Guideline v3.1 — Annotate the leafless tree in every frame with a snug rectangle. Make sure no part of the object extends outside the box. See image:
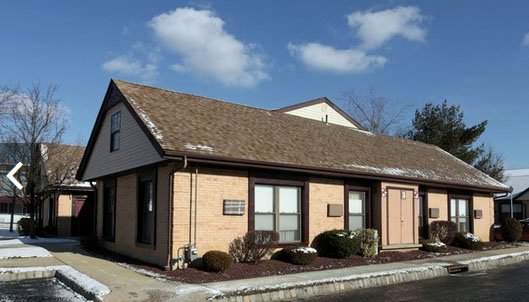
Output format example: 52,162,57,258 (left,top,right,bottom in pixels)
339,89,411,135
3,83,68,238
